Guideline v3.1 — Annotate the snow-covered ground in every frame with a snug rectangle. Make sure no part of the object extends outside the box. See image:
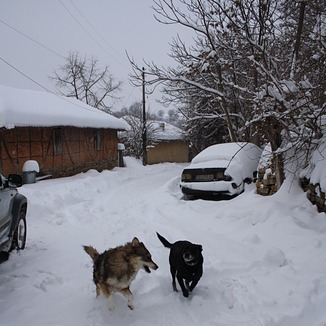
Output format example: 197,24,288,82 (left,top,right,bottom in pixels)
1,157,326,326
